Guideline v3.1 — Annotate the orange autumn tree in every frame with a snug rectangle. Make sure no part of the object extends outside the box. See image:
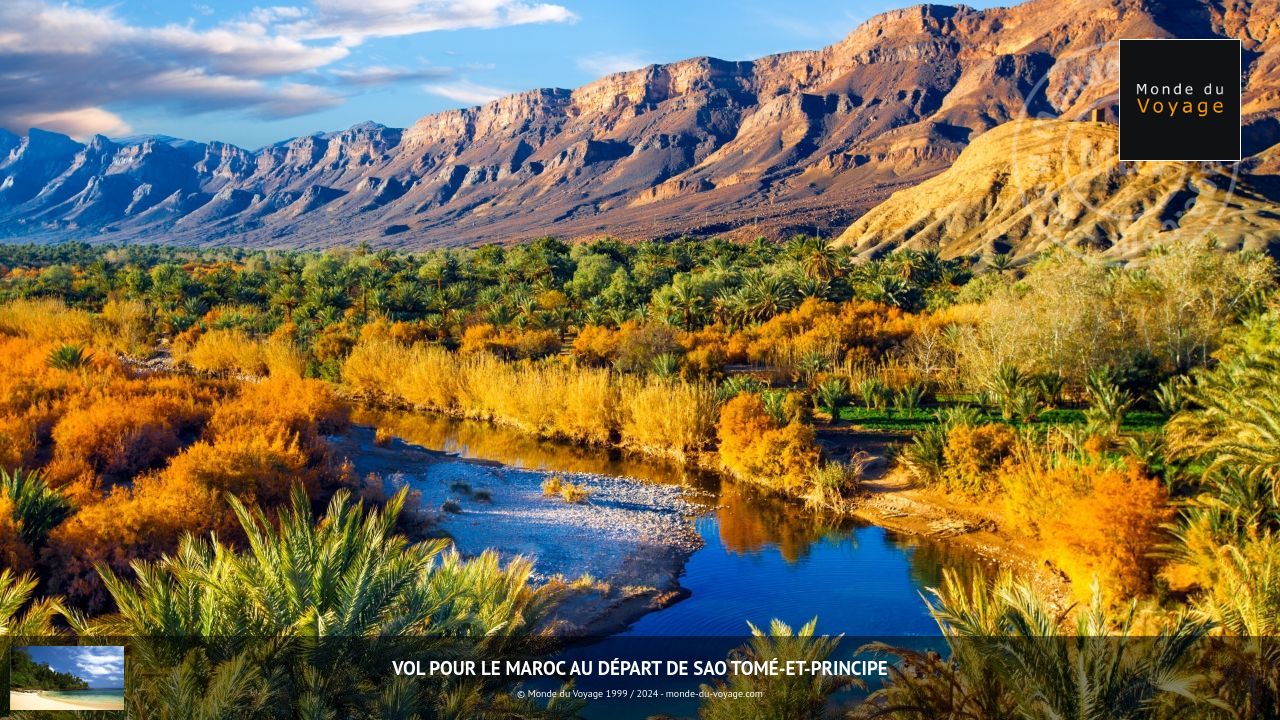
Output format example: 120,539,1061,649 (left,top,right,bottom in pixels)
942,423,1019,494
44,376,351,612
460,323,559,360
46,396,187,488
740,299,922,369
45,473,210,612
1045,463,1173,600
999,452,1174,601
571,325,621,366
717,393,820,494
